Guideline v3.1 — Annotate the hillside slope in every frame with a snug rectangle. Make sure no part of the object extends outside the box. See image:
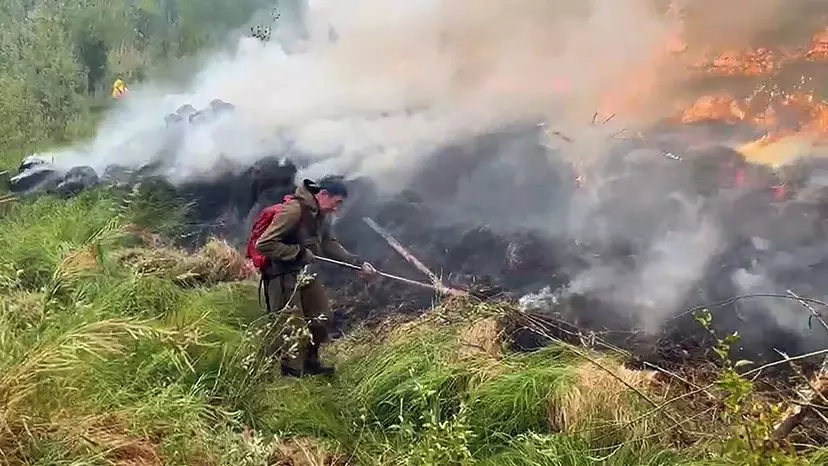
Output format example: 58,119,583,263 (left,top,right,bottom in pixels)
0,188,826,465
